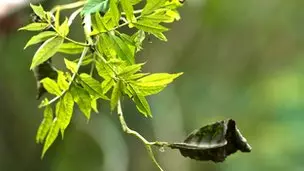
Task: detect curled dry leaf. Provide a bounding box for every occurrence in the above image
[170,119,251,162]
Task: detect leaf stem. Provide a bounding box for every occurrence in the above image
[122,9,143,15]
[117,99,169,171]
[40,47,89,107]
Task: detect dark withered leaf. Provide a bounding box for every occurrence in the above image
[33,59,58,99]
[170,119,251,162]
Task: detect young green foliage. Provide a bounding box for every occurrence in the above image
[20,1,185,170]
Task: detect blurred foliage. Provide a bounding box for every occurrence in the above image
[1,0,304,171]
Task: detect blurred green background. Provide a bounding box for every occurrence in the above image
[1,0,304,170]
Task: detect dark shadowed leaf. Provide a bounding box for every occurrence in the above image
[170,119,252,162]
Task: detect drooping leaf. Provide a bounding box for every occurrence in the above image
[57,92,74,132]
[170,119,252,162]
[104,0,120,28]
[71,85,92,120]
[64,58,78,73]
[110,81,121,111]
[36,105,53,144]
[81,0,109,15]
[19,23,49,31]
[91,98,99,113]
[30,3,46,20]
[57,72,69,91]
[30,36,64,69]
[24,31,57,49]
[142,0,166,16]
[42,118,60,158]
[40,77,62,96]
[133,93,152,117]
[79,73,109,100]
[120,0,136,26]
[129,85,152,117]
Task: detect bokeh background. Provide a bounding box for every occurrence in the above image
[1,0,304,171]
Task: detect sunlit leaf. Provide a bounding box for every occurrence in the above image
[110,81,121,111]
[131,30,145,51]
[57,92,74,132]
[101,78,115,94]
[30,3,46,20]
[64,58,78,73]
[133,19,169,41]
[57,72,69,91]
[58,18,69,37]
[120,0,136,26]
[71,85,92,120]
[30,36,64,69]
[58,42,84,54]
[19,23,49,31]
[24,31,57,49]
[40,77,61,96]
[118,63,144,78]
[42,118,60,158]
[95,60,114,79]
[36,105,53,144]
[142,0,166,15]
[129,85,152,117]
[110,34,135,64]
[137,73,183,86]
[79,73,109,100]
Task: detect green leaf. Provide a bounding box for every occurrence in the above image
[95,60,114,79]
[130,0,142,5]
[64,58,78,73]
[57,92,74,132]
[79,73,109,100]
[58,18,69,37]
[58,42,84,54]
[120,0,136,26]
[105,0,120,28]
[110,81,121,111]
[137,73,183,86]
[129,73,149,80]
[36,105,53,144]
[131,83,165,96]
[71,85,92,120]
[40,77,61,96]
[133,93,152,117]
[97,33,116,58]
[101,78,115,94]
[30,36,64,69]
[57,72,69,91]
[133,19,169,41]
[110,34,135,64]
[30,3,46,20]
[81,0,109,15]
[19,23,49,31]
[131,30,145,51]
[91,98,99,113]
[93,12,108,33]
[142,9,180,23]
[42,118,60,158]
[118,63,144,78]
[24,31,57,49]
[142,0,166,16]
